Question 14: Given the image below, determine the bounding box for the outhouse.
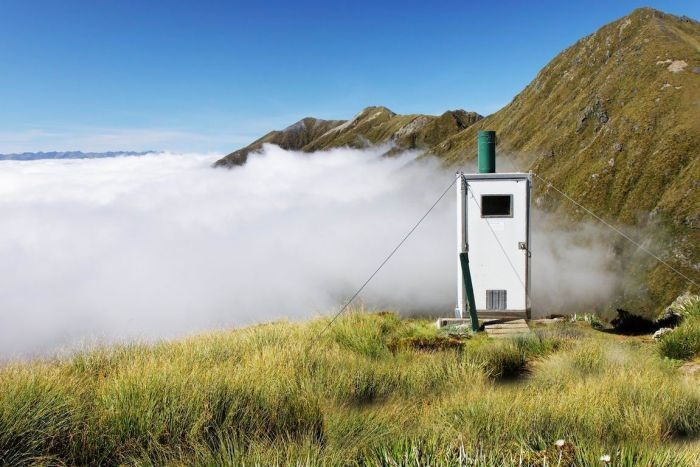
[456,131,532,323]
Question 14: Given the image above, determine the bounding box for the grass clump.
[464,338,526,379]
[659,294,700,360]
[326,309,400,359]
[463,330,566,379]
[0,366,83,465]
[331,358,399,404]
[659,319,700,360]
[387,335,464,353]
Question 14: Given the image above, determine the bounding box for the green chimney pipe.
[477,130,496,173]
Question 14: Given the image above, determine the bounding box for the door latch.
[518,242,531,257]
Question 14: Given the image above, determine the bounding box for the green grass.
[659,320,700,361]
[1,310,699,465]
[659,295,700,361]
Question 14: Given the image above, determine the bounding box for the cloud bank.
[0,146,621,358]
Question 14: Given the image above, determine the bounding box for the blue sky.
[0,1,697,153]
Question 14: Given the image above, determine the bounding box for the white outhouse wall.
[457,172,531,318]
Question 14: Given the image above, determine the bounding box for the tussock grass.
[462,330,567,379]
[659,295,700,361]
[659,319,700,360]
[1,310,699,465]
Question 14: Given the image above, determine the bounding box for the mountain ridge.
[213,106,482,167]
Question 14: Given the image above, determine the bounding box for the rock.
[667,60,688,72]
[679,362,700,376]
[656,307,683,328]
[652,327,673,340]
[663,292,699,319]
[576,97,610,133]
[532,317,565,325]
[577,98,609,133]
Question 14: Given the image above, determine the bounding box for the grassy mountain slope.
[432,8,700,311]
[2,311,699,464]
[213,106,482,167]
[435,7,699,225]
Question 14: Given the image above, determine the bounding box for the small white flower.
[600,454,611,463]
[554,439,565,448]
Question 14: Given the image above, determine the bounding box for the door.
[466,178,529,313]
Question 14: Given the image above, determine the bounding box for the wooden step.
[484,319,532,338]
[486,328,531,334]
[485,323,529,329]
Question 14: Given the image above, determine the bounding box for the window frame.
[480,194,513,218]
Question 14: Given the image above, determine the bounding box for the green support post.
[459,252,479,332]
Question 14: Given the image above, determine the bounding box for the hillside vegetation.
[215,8,699,315]
[2,309,699,465]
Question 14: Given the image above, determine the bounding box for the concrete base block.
[436,318,474,328]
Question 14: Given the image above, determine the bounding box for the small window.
[481,195,512,217]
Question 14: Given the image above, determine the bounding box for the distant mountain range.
[215,7,699,313]
[0,151,155,161]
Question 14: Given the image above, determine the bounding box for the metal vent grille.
[486,290,507,310]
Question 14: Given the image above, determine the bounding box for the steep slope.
[433,7,699,310]
[214,117,345,167]
[213,106,481,167]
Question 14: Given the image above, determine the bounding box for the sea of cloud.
[0,145,621,358]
